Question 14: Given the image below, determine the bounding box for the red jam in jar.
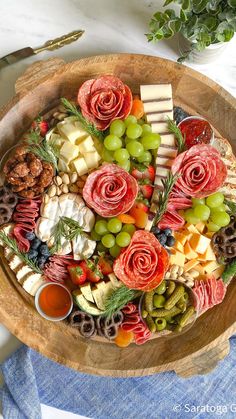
[179,117,213,149]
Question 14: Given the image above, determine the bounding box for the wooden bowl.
[0,54,235,377]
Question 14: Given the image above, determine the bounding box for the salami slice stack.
[193,276,226,314]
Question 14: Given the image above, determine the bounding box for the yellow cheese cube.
[174,232,188,246]
[77,136,95,152]
[83,151,101,170]
[169,251,185,267]
[184,242,198,260]
[202,245,216,261]
[184,259,199,272]
[60,141,80,163]
[205,231,215,239]
[71,157,88,176]
[58,157,70,172]
[211,265,224,279]
[174,241,184,253]
[186,224,200,234]
[194,264,205,276]
[195,222,206,234]
[189,233,211,254]
[202,260,221,274]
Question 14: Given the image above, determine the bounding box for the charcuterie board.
[0,54,235,377]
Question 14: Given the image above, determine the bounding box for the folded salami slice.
[12,198,41,252]
[158,210,185,231]
[83,164,138,217]
[193,277,226,314]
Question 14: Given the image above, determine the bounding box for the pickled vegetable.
[164,285,185,310]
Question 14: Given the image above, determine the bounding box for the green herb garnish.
[167,117,185,154]
[103,285,141,319]
[152,172,178,226]
[225,199,236,215]
[61,98,105,141]
[50,216,84,254]
[27,130,59,169]
[0,232,42,274]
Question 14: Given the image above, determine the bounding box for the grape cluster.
[102,116,161,172]
[25,231,51,269]
[91,218,136,258]
[151,226,175,249]
[183,193,230,232]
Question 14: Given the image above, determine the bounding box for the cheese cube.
[58,158,70,172]
[211,265,224,279]
[202,245,216,261]
[77,136,95,152]
[202,260,221,274]
[184,242,198,260]
[174,241,184,253]
[194,264,205,276]
[58,121,87,143]
[83,151,101,170]
[71,157,88,176]
[186,224,200,234]
[189,233,211,254]
[60,141,80,163]
[195,222,206,234]
[169,250,185,267]
[174,232,188,246]
[205,231,215,239]
[184,259,199,272]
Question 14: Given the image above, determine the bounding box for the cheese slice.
[156,156,174,168]
[3,247,14,261]
[141,99,173,113]
[202,245,216,261]
[16,264,33,285]
[184,259,199,272]
[83,150,101,170]
[71,156,88,176]
[140,84,172,100]
[150,122,169,134]
[22,273,45,296]
[195,222,206,234]
[146,111,173,123]
[189,233,211,254]
[169,250,185,267]
[9,255,23,272]
[155,167,170,179]
[212,265,224,279]
[202,260,221,274]
[186,224,200,234]
[77,136,95,152]
[184,242,198,260]
[60,141,80,163]
[174,241,184,253]
[158,146,178,158]
[174,232,188,246]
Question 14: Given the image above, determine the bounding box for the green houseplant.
[146,0,236,63]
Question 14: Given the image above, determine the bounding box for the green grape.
[107,217,122,234]
[206,222,221,232]
[109,244,121,258]
[193,204,210,221]
[104,134,122,151]
[90,229,101,241]
[137,150,152,164]
[141,124,152,136]
[95,220,109,236]
[184,209,200,225]
[114,148,130,163]
[126,141,144,157]
[141,133,161,150]
[110,119,126,137]
[116,232,131,247]
[101,148,114,162]
[124,115,137,126]
[191,198,205,207]
[210,204,226,214]
[121,224,136,236]
[101,234,116,248]
[96,242,107,253]
[206,192,224,208]
[117,160,131,172]
[125,136,133,145]
[211,211,230,227]
[137,118,145,125]
[126,123,142,140]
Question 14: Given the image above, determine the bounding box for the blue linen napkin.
[1,337,236,419]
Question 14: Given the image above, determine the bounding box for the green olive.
[155,318,167,331]
[155,281,167,295]
[153,294,166,308]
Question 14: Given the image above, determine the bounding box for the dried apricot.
[114,328,134,348]
[129,207,148,229]
[117,214,136,224]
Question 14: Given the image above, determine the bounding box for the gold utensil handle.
[33,30,84,54]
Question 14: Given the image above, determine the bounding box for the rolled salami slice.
[193,277,226,314]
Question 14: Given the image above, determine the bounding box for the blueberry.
[166,235,175,247]
[25,231,35,241]
[31,238,42,250]
[39,244,50,256]
[151,226,161,235]
[157,233,167,246]
[173,106,190,125]
[38,256,47,269]
[163,228,172,236]
[28,249,38,260]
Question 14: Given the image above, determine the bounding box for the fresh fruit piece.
[210,204,226,213]
[166,236,175,247]
[139,184,153,200]
[81,260,103,283]
[132,201,149,213]
[109,244,121,258]
[25,231,36,241]
[101,148,114,162]
[107,218,122,234]
[121,224,136,236]
[31,118,49,137]
[114,148,130,163]
[114,328,134,347]
[131,164,155,182]
[110,119,126,137]
[126,141,144,157]
[206,192,224,208]
[31,238,42,250]
[130,99,144,119]
[104,134,122,151]
[129,207,148,228]
[141,123,152,136]
[95,220,109,236]
[126,123,142,140]
[141,133,161,150]
[96,242,107,253]
[137,150,152,164]
[91,229,101,241]
[39,244,50,257]
[193,204,210,221]
[98,256,113,275]
[184,209,200,225]
[117,160,131,172]
[38,256,47,269]
[211,211,230,227]
[116,232,131,247]
[101,234,116,248]
[156,233,167,246]
[67,263,87,285]
[124,115,137,126]
[191,197,205,206]
[117,214,136,224]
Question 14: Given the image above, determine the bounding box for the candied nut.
[61,184,69,194]
[81,175,88,181]
[77,180,85,188]
[58,171,64,177]
[70,172,78,183]
[69,184,79,193]
[61,173,70,185]
[55,176,62,186]
[48,185,57,198]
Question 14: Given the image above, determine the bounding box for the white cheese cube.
[58,158,70,172]
[57,120,86,144]
[83,151,101,170]
[60,141,80,163]
[77,136,95,152]
[71,156,88,176]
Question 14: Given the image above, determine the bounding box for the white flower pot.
[178,33,229,64]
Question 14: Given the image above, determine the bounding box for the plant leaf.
[228,0,236,8]
[193,0,208,13]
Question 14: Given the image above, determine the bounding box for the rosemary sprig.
[61,98,105,141]
[26,130,59,169]
[224,199,236,215]
[50,216,84,254]
[152,172,178,226]
[167,117,185,154]
[103,285,142,319]
[0,232,42,274]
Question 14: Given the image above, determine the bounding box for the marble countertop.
[0,1,235,415]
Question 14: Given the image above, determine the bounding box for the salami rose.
[171,144,227,198]
[113,231,169,291]
[77,75,132,130]
[82,164,138,217]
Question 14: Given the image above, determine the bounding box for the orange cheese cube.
[202,245,216,261]
[186,224,200,234]
[205,231,215,239]
[195,222,206,234]
[194,264,205,275]
[202,260,221,274]
[211,265,225,279]
[189,233,211,254]
[169,251,185,267]
[184,242,198,260]
[184,259,199,272]
[174,241,184,253]
[173,232,188,246]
